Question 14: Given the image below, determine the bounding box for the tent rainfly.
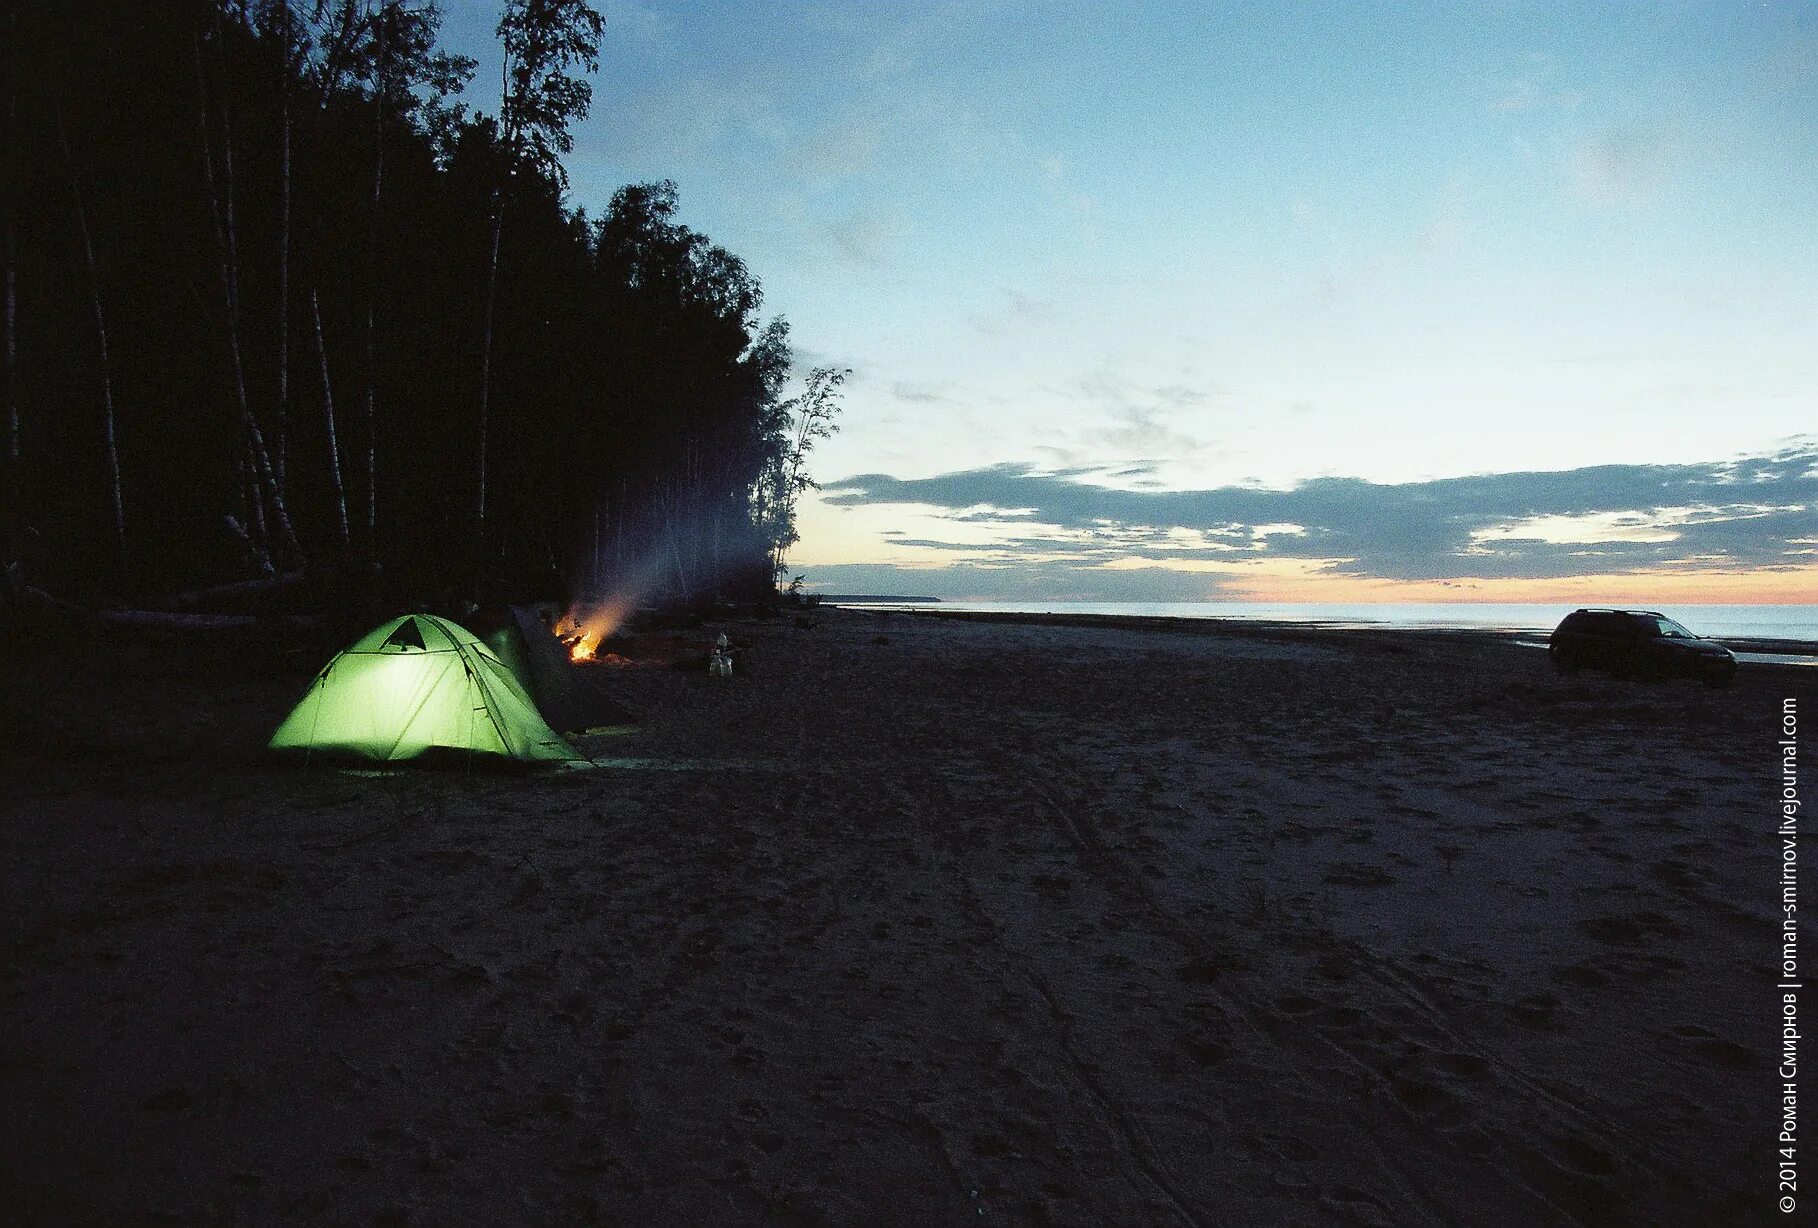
[482,605,634,733]
[269,614,583,764]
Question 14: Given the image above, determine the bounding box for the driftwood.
[101,608,318,631]
[167,570,307,611]
[19,584,318,631]
[17,584,86,617]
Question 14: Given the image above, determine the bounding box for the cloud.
[1764,31,1818,88]
[1491,82,1586,113]
[1489,52,1585,113]
[788,345,850,374]
[849,30,919,82]
[821,443,1818,584]
[1060,369,1221,411]
[1029,368,1225,465]
[889,380,955,404]
[1568,123,1688,204]
[828,209,910,267]
[788,116,883,180]
[1092,407,1204,459]
[602,79,785,167]
[968,289,1046,337]
[599,0,673,47]
[1036,150,1096,216]
[796,560,1237,603]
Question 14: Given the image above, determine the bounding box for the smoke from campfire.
[559,501,764,661]
[555,546,677,661]
[553,601,626,662]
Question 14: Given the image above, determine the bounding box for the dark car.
[1548,608,1737,687]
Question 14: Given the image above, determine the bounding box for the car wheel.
[1549,647,1579,676]
[1702,670,1735,690]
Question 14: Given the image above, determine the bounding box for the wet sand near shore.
[4,607,1813,1225]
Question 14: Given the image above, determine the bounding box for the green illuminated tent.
[269,614,583,764]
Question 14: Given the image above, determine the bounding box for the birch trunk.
[275,0,291,492]
[476,200,503,530]
[592,505,601,595]
[244,445,268,558]
[5,7,17,486]
[195,32,301,570]
[54,101,125,564]
[311,289,349,547]
[4,190,16,482]
[360,9,387,556]
[220,29,261,553]
[663,476,690,598]
[476,50,518,536]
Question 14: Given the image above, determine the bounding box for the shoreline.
[836,602,1818,663]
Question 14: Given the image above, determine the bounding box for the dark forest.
[2,0,839,617]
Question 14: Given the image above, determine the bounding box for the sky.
[443,0,1818,603]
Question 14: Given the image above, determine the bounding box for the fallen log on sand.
[165,571,308,612]
[17,585,319,632]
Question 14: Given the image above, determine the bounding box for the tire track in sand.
[1015,741,1694,1228]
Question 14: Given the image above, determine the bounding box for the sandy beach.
[4,607,1813,1226]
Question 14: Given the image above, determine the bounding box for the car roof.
[1571,608,1666,617]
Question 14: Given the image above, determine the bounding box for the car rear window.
[1574,613,1637,636]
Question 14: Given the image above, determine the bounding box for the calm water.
[835,600,1818,645]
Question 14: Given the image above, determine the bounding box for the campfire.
[552,601,627,664]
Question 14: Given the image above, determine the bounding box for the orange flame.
[554,600,626,664]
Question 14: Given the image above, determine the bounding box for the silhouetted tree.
[264,0,295,492]
[196,5,301,571]
[478,0,603,535]
[309,288,349,547]
[758,366,846,580]
[3,0,19,555]
[53,96,125,571]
